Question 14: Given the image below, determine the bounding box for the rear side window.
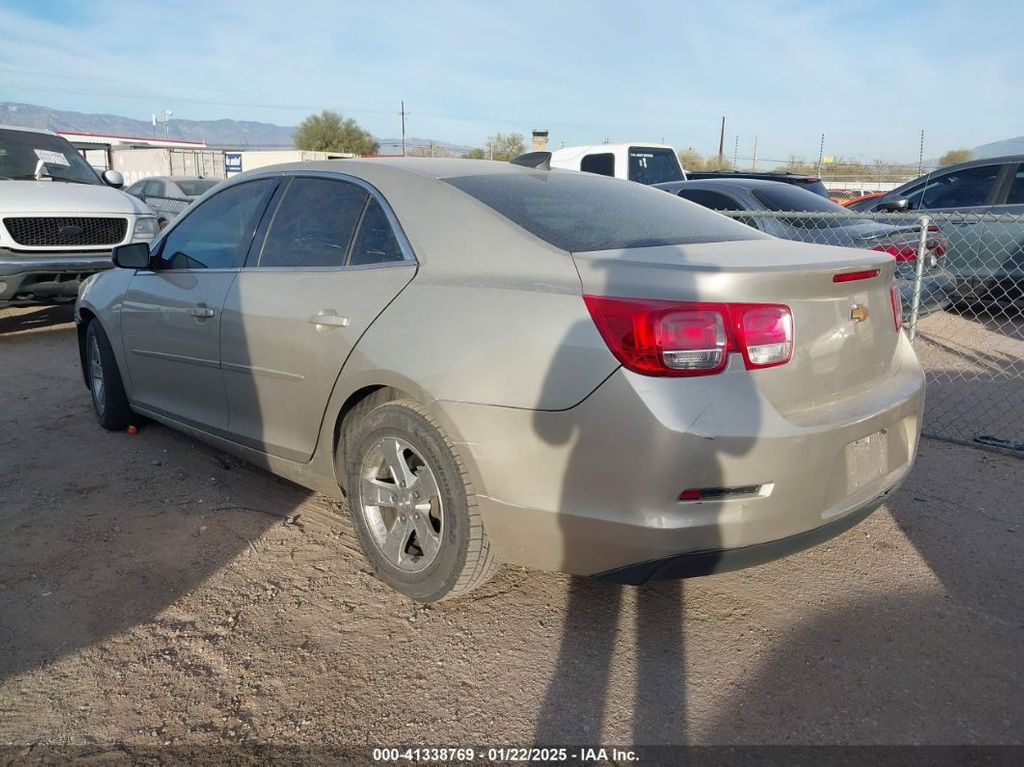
[446,172,765,252]
[350,199,405,265]
[675,189,744,211]
[260,177,368,267]
[580,153,615,177]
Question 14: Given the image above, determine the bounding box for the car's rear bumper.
[594,491,884,584]
[438,336,925,577]
[0,251,113,303]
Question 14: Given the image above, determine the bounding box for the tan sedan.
[76,159,924,601]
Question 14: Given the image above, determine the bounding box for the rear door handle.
[188,306,215,319]
[310,310,350,329]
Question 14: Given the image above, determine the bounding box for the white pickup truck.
[0,125,157,306]
[549,143,687,185]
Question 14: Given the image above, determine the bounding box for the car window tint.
[904,165,1001,210]
[628,147,684,184]
[157,179,275,270]
[350,198,405,266]
[580,153,615,177]
[446,172,765,252]
[1005,167,1024,205]
[675,189,745,211]
[260,177,368,268]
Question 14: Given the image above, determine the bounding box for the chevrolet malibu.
[76,159,925,602]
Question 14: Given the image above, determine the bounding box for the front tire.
[343,399,498,602]
[85,320,135,431]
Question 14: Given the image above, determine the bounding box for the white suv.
[0,125,157,306]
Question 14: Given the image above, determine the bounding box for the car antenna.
[510,151,551,170]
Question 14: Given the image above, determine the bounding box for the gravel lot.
[1,305,1022,753]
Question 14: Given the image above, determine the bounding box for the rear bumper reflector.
[833,269,881,283]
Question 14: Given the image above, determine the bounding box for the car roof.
[239,157,552,183]
[659,177,807,194]
[139,176,211,183]
[923,154,1024,173]
[550,143,675,160]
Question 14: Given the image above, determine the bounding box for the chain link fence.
[719,209,1024,455]
[136,194,192,224]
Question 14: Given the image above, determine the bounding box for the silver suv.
[0,125,158,306]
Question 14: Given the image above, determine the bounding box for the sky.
[1,0,1022,165]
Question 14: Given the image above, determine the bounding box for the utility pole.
[752,136,758,171]
[918,129,925,174]
[717,116,726,167]
[732,135,739,169]
[815,133,825,177]
[400,101,407,157]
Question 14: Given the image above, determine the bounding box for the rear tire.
[342,398,498,602]
[85,320,135,431]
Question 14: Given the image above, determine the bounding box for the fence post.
[907,214,929,343]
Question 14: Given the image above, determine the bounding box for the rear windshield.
[177,179,218,196]
[751,183,858,229]
[752,184,853,214]
[445,172,765,252]
[627,147,684,185]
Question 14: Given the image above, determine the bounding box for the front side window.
[902,164,1001,210]
[157,179,276,270]
[350,199,405,266]
[580,153,615,177]
[259,177,368,268]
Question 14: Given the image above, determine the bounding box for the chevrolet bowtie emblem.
[850,304,870,322]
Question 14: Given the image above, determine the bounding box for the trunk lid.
[572,238,900,417]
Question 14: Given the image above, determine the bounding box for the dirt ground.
[1,305,1022,753]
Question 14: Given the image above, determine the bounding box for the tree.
[462,148,486,159]
[677,148,704,171]
[294,110,378,155]
[703,155,734,171]
[939,148,973,167]
[484,132,526,162]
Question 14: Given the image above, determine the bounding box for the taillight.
[889,281,903,330]
[872,242,919,262]
[583,295,793,377]
[736,305,794,368]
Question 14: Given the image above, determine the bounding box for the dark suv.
[683,170,829,198]
[867,156,1024,307]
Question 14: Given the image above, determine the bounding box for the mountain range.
[4,101,1021,161]
[0,102,472,154]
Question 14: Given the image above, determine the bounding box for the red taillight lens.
[873,242,919,262]
[889,281,903,331]
[583,295,793,376]
[736,306,794,368]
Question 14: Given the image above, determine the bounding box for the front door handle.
[310,310,350,330]
[188,305,215,319]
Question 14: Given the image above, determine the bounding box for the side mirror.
[876,197,909,213]
[112,242,151,269]
[102,169,124,189]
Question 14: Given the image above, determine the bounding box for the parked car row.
[653,177,956,320]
